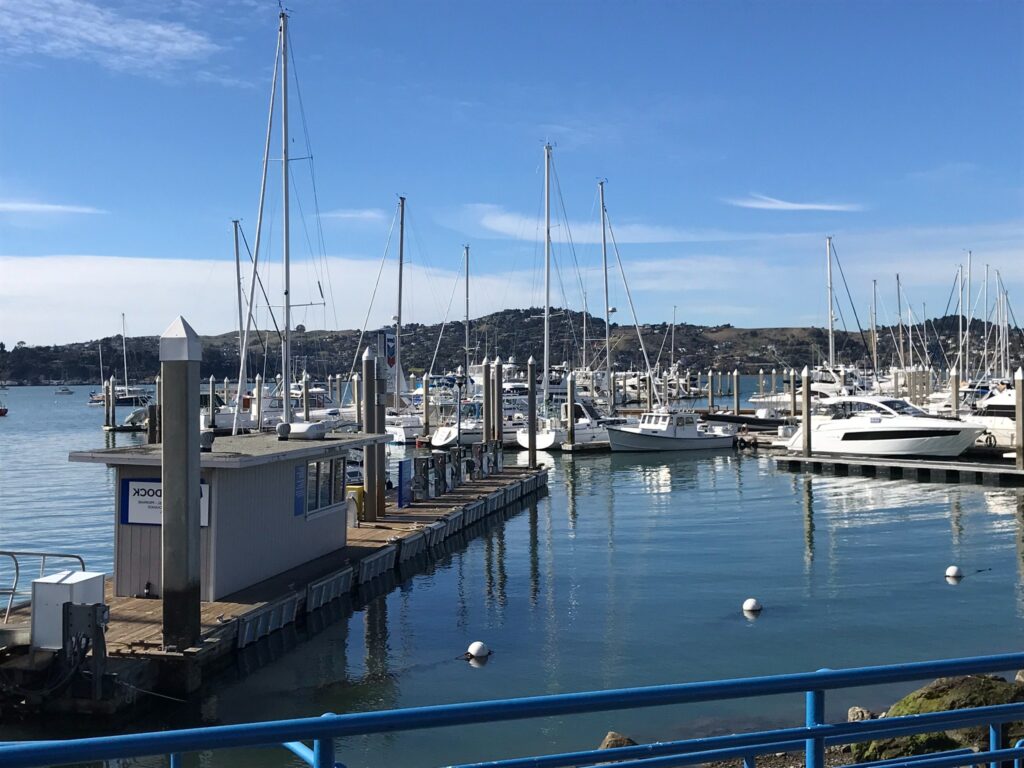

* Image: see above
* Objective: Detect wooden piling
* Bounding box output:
[802,365,811,457]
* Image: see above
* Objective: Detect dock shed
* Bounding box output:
[69,432,390,601]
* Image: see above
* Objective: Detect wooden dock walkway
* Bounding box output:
[774,454,1024,486]
[0,466,548,711]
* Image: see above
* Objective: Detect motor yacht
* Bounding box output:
[784,396,986,457]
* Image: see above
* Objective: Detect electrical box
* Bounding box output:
[30,571,106,650]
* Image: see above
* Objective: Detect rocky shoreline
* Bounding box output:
[600,673,1024,766]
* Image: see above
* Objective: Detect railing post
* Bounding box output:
[743,756,757,768]
[169,752,182,768]
[805,684,825,768]
[313,713,337,768]
[991,723,1011,768]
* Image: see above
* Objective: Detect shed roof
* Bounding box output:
[69,432,391,470]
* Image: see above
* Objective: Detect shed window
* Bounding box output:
[305,457,347,519]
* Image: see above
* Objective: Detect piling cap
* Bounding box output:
[362,346,375,361]
[159,316,202,362]
[494,356,502,365]
[528,355,535,365]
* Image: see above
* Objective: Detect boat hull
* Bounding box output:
[787,424,986,457]
[606,426,734,452]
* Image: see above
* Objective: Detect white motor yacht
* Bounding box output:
[606,410,735,452]
[785,396,986,457]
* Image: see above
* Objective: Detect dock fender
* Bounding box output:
[984,433,997,447]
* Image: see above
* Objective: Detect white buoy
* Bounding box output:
[467,641,490,659]
[945,565,963,579]
[742,598,762,613]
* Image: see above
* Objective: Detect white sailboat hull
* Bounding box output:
[515,423,607,451]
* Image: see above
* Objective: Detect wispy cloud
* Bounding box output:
[196,69,254,89]
[457,204,800,244]
[0,200,106,214]
[724,194,864,212]
[0,0,220,73]
[320,208,388,222]
[906,162,978,182]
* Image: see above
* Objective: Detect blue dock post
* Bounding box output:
[805,681,825,768]
[743,755,757,768]
[169,752,182,768]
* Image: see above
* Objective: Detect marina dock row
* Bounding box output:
[774,454,1024,486]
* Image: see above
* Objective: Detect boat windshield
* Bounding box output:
[879,399,925,416]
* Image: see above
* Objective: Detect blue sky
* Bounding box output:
[1,0,1021,344]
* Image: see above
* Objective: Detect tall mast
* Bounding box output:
[600,180,611,415]
[826,236,834,369]
[957,263,963,380]
[464,245,470,380]
[543,143,552,406]
[121,312,129,389]
[909,305,917,368]
[233,219,244,365]
[871,279,878,374]
[280,10,292,424]
[671,305,676,370]
[581,290,587,369]
[984,263,989,376]
[98,343,104,390]
[922,302,928,366]
[395,196,405,410]
[896,273,903,369]
[966,250,972,379]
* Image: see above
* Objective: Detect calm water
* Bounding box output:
[1,384,1024,767]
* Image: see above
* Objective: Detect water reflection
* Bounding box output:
[951,495,964,548]
[802,475,815,572]
[13,391,1024,765]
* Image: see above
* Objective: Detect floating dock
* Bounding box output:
[774,454,1024,486]
[0,455,547,715]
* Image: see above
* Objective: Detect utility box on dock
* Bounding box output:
[70,432,390,602]
[30,571,105,650]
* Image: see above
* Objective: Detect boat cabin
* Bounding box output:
[824,397,926,419]
[638,412,698,431]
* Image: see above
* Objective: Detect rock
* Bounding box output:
[1016,669,1024,684]
[598,731,638,750]
[852,675,1024,762]
[848,706,878,722]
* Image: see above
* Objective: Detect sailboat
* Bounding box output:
[383,196,426,444]
[230,12,329,440]
[515,166,628,450]
[88,320,153,408]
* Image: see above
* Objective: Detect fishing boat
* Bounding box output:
[55,386,73,395]
[606,410,735,452]
[784,396,986,457]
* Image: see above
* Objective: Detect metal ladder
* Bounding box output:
[0,550,87,623]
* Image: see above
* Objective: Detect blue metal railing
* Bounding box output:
[1,651,1024,768]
